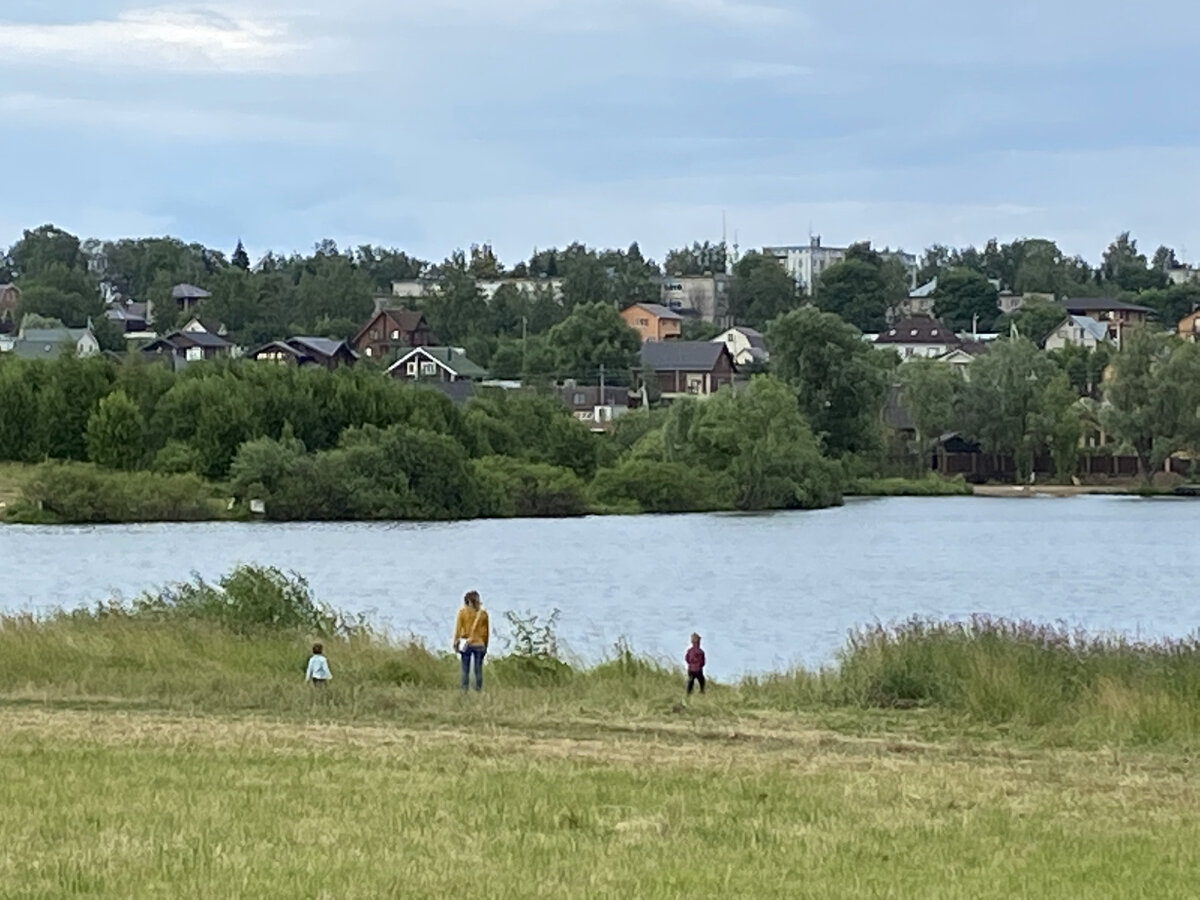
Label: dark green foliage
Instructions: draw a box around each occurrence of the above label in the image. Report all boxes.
[463,391,600,478]
[997,298,1068,345]
[815,243,908,332]
[129,565,344,636]
[932,267,999,331]
[473,456,589,518]
[17,463,218,523]
[545,302,641,384]
[86,390,146,470]
[590,458,731,513]
[728,252,797,327]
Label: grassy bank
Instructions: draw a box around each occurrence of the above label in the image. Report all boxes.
[847,476,973,497]
[4,569,1200,896]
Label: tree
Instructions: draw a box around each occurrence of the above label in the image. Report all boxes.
[1030,371,1083,482]
[728,252,797,327]
[86,390,147,470]
[17,263,103,326]
[769,307,890,457]
[10,225,86,278]
[0,361,36,460]
[1152,245,1179,273]
[1101,232,1166,293]
[606,243,660,308]
[957,338,1058,481]
[1048,343,1112,397]
[1104,330,1200,483]
[424,267,488,342]
[1135,283,1200,328]
[815,244,907,333]
[933,268,999,332]
[898,359,963,447]
[232,240,251,271]
[545,303,641,384]
[663,242,726,276]
[561,251,612,308]
[468,243,503,279]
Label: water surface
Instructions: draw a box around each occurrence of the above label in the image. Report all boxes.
[1,496,1195,679]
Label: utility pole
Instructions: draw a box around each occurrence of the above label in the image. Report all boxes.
[521,315,528,374]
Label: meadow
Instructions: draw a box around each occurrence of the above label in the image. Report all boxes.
[2,566,1200,897]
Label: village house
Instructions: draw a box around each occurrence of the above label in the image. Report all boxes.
[1044,315,1111,351]
[354,308,438,360]
[2,318,101,359]
[141,330,235,370]
[1062,298,1153,344]
[713,326,768,367]
[557,383,631,430]
[171,283,211,315]
[874,316,961,360]
[247,337,358,370]
[104,301,150,334]
[620,303,682,343]
[0,283,19,333]
[640,341,736,397]
[1177,309,1200,342]
[386,345,487,383]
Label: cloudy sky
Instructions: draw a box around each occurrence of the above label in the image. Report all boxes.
[2,1,1198,267]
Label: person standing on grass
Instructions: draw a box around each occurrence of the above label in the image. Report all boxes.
[306,642,332,687]
[453,590,489,692]
[685,633,706,695]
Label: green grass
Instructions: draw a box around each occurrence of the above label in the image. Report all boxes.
[0,461,35,517]
[5,572,1200,896]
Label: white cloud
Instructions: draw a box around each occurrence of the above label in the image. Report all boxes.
[0,7,308,73]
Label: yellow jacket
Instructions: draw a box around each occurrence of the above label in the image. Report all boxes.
[454,606,490,648]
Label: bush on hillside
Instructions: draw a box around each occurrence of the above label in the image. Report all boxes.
[16,462,219,523]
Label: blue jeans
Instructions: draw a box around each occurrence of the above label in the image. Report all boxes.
[460,645,485,691]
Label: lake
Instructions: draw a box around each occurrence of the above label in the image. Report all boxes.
[1,496,1195,679]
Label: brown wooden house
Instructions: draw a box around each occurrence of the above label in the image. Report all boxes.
[352,309,437,361]
[640,341,736,397]
[248,336,358,370]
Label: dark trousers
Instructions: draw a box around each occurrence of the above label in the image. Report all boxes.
[687,671,706,695]
[460,646,486,691]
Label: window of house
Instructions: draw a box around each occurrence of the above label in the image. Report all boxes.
[686,374,704,394]
[370,329,380,340]
[391,329,400,339]
[406,361,418,375]
[573,392,585,405]
[185,346,202,362]
[421,362,437,376]
[638,318,649,327]
[364,347,373,357]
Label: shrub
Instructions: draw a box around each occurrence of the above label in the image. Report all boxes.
[17,462,219,523]
[473,456,589,518]
[589,459,733,513]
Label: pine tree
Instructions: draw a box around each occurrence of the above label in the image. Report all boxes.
[232,240,251,271]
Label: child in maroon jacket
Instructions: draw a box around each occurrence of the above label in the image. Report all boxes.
[685,632,706,695]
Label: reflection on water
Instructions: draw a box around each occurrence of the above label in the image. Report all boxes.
[1,496,1195,679]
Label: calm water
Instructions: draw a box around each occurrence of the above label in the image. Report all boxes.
[1,497,1195,679]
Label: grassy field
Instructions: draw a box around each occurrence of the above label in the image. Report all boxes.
[3,570,1200,896]
[0,461,34,516]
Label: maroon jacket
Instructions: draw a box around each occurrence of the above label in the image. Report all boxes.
[686,646,705,673]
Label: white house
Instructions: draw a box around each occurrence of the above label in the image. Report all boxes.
[1043,315,1111,351]
[712,326,768,367]
[874,316,960,360]
[385,346,488,383]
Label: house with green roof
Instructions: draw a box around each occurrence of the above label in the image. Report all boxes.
[385,346,487,383]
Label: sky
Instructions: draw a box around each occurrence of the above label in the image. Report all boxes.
[2,0,1199,269]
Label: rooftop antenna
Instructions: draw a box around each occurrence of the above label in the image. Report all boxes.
[732,229,740,271]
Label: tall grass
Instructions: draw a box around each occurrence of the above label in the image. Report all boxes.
[4,568,1200,746]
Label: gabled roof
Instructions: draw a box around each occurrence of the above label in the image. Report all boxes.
[909,278,938,298]
[875,316,959,346]
[640,340,733,371]
[626,302,682,320]
[249,341,307,360]
[8,339,73,360]
[353,308,432,346]
[719,325,767,350]
[290,336,355,359]
[146,330,232,352]
[20,327,89,344]
[172,283,211,300]
[1062,297,1154,314]
[1056,315,1110,343]
[387,345,487,378]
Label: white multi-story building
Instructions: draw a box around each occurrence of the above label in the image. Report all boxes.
[763,236,918,294]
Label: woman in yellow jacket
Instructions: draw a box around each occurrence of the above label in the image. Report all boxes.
[453,590,490,691]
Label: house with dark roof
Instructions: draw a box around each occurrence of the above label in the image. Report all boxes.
[1061,298,1153,342]
[557,383,632,430]
[142,330,234,370]
[172,284,211,314]
[713,326,768,367]
[620,302,682,343]
[353,308,438,360]
[248,337,358,370]
[640,341,736,397]
[386,346,487,383]
[875,316,962,360]
[0,283,19,334]
[104,301,151,335]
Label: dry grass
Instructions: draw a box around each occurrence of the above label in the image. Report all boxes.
[2,703,1199,898]
[0,461,34,515]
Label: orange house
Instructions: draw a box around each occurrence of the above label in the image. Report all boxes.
[620,303,682,342]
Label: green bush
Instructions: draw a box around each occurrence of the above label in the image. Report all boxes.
[473,456,589,518]
[847,477,972,497]
[589,459,732,513]
[15,462,220,523]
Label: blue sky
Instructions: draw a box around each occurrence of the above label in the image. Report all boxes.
[2,0,1199,268]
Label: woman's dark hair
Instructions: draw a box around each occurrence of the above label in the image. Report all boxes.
[464,590,480,607]
[312,643,323,655]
